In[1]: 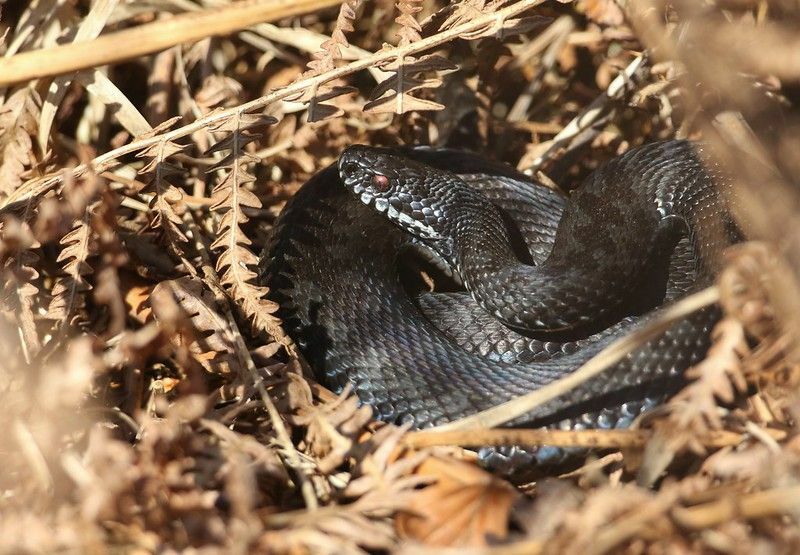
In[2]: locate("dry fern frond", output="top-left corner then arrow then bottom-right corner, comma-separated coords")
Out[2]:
438,0 -> 548,41
286,376 -> 373,473
261,510 -> 398,554
364,54 -> 458,114
344,425 -> 433,504
718,242 -> 800,396
0,88 -> 40,198
666,319 -> 750,440
286,1 -> 362,122
0,206 -> 42,358
32,168 -> 102,244
47,208 -> 93,328
151,276 -> 240,377
395,0 -> 425,45
719,242 -> 778,341
639,319 -> 750,485
364,0 -> 458,114
290,80 -> 359,123
41,170 -> 104,334
261,426 -> 433,554
207,111 -> 287,343
322,0 -> 363,64
136,135 -> 190,257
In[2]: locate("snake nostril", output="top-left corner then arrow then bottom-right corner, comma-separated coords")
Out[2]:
340,161 -> 359,179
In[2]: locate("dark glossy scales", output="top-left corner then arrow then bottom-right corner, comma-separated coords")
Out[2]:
261,142 -> 736,471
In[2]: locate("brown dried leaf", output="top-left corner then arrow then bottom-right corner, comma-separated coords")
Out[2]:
396,457 -> 516,546
195,75 -> 243,111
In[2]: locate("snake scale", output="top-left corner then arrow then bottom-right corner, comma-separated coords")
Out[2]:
261,140 -> 739,470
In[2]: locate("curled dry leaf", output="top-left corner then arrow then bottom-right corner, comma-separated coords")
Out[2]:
395,457 -> 517,547
195,75 -> 244,111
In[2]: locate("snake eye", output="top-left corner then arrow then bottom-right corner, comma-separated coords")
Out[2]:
371,174 -> 390,193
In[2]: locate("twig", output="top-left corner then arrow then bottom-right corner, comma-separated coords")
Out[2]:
1,0 -> 548,212
402,427 -> 786,449
671,485 -> 800,530
520,52 -> 648,173
506,15 -> 574,123
0,0 -> 345,86
12,419 -> 53,495
432,286 -> 720,431
589,487 -> 683,555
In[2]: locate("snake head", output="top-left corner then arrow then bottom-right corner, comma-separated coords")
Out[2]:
338,145 -> 454,245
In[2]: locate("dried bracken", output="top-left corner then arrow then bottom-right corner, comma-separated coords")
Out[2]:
0,88 -> 40,197
0,0 -> 799,553
208,111 -> 284,341
136,122 -> 191,258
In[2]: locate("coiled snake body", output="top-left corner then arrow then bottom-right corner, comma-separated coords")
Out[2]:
261,140 -> 738,470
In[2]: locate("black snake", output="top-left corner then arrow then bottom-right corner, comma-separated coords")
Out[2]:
261,140 -> 739,471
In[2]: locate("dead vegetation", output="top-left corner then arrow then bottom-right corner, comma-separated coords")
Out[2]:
1,0 -> 800,552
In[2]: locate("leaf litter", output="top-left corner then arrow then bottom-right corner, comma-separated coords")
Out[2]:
1,0 -> 800,553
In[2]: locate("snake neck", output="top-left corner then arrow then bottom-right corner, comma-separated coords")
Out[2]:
447,142 -> 723,334
452,198 -> 632,332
